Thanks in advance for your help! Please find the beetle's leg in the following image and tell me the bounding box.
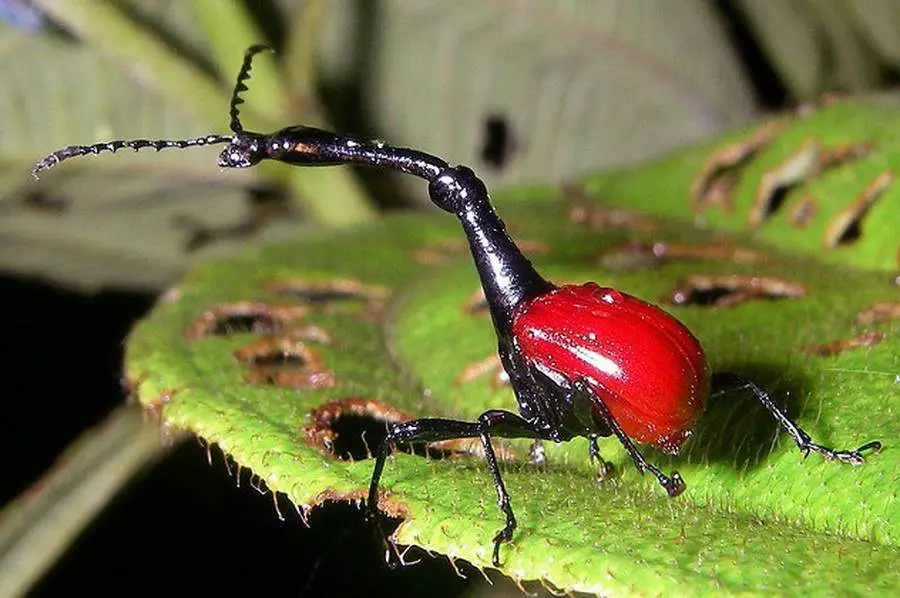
[587,435,614,483]
[367,411,541,567]
[713,373,882,464]
[574,379,685,496]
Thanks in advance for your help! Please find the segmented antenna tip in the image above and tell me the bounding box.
[229,44,274,134]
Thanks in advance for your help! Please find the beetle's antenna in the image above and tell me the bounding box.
[229,44,273,134]
[32,44,277,180]
[31,135,233,179]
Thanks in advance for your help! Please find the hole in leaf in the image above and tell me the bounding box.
[665,275,806,308]
[184,302,309,340]
[328,414,392,461]
[691,120,786,214]
[816,142,871,171]
[749,139,820,227]
[750,141,874,228]
[234,337,337,389]
[480,114,516,170]
[303,397,515,462]
[823,170,892,248]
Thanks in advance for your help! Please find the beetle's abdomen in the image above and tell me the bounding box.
[512,282,710,453]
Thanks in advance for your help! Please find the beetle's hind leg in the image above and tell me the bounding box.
[712,373,881,464]
[574,379,685,497]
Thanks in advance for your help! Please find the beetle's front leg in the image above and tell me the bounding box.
[366,410,542,567]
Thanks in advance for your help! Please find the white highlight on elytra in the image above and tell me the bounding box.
[530,328,621,378]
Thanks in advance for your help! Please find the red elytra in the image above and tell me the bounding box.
[512,282,711,453]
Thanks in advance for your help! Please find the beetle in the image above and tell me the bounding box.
[33,45,881,567]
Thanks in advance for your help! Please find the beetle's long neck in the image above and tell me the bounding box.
[455,190,554,337]
[259,129,553,335]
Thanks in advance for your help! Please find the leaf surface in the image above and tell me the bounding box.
[127,100,900,591]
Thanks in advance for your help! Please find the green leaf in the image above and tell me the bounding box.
[582,98,900,272]
[126,97,900,593]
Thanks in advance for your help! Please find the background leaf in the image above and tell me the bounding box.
[735,0,900,98]
[329,0,757,190]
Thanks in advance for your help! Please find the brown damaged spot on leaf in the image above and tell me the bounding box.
[264,277,388,305]
[313,487,410,520]
[304,397,410,458]
[691,120,786,214]
[564,185,657,231]
[666,274,807,308]
[816,142,871,172]
[789,195,819,228]
[749,139,820,227]
[800,331,886,357]
[823,170,893,249]
[856,302,900,326]
[462,288,489,315]
[234,337,337,389]
[126,372,181,440]
[598,241,767,271]
[184,302,309,340]
[279,324,334,345]
[411,238,469,265]
[454,354,509,387]
[303,397,515,462]
[750,141,873,228]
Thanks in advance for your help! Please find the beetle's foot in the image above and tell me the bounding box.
[662,470,686,497]
[801,439,881,465]
[643,462,686,497]
[491,524,514,567]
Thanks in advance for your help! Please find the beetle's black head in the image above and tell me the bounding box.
[217,132,268,168]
